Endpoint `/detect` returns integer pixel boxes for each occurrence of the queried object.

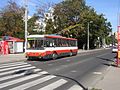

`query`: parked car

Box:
[112,46,118,53]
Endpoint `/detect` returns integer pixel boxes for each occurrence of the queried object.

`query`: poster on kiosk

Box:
[0,41,9,55]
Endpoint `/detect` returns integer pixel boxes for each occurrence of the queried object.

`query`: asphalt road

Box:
[0,49,116,90]
[27,49,115,89]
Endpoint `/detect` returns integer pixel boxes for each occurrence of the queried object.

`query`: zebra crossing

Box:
[0,61,83,90]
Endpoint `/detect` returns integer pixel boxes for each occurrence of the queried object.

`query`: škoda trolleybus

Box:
[25,35,78,60]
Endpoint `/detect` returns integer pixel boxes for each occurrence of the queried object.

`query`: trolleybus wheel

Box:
[52,53,57,60]
[69,52,73,56]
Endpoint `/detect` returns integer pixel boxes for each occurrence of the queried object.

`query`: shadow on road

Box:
[97,57,114,62]
[96,56,119,67]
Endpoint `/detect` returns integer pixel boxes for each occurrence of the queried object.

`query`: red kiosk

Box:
[2,36,24,54]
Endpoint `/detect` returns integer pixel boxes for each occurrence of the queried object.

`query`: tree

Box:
[45,19,55,34]
[27,14,41,35]
[53,0,85,34]
[0,0,41,39]
[0,1,24,39]
[53,0,112,49]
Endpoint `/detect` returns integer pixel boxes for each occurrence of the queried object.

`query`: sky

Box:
[86,0,120,33]
[0,0,119,32]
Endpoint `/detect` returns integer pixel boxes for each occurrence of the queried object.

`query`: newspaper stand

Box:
[3,36,24,54]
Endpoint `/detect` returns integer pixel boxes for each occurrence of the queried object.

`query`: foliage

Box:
[0,0,113,49]
[27,14,40,35]
[52,0,112,49]
[0,1,25,39]
[45,19,55,34]
[0,1,40,39]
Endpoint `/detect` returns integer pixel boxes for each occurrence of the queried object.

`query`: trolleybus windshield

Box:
[27,38,44,50]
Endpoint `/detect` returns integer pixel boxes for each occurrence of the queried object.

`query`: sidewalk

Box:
[0,53,26,63]
[94,65,120,90]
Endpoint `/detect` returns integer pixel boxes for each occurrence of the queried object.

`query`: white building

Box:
[34,7,54,32]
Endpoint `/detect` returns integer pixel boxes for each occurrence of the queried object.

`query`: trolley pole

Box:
[25,0,28,52]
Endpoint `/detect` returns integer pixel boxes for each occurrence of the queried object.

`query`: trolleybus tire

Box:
[52,53,58,60]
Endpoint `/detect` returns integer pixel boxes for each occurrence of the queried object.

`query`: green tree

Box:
[27,14,41,35]
[0,1,24,39]
[52,0,112,49]
[0,1,41,39]
[45,19,55,34]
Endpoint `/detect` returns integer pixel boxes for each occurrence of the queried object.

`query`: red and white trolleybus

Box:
[25,34,78,60]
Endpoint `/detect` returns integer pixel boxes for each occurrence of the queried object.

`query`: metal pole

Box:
[87,22,89,50]
[25,0,28,52]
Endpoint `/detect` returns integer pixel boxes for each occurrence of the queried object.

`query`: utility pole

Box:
[25,0,28,52]
[87,22,90,50]
[87,21,93,50]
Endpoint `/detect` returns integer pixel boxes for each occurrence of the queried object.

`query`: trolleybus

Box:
[25,35,78,60]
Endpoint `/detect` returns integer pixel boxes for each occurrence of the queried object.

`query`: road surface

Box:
[0,49,115,90]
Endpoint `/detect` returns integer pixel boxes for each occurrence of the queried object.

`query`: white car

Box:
[112,46,118,53]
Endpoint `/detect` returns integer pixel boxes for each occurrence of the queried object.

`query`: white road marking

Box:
[40,71,49,74]
[38,79,67,90]
[0,62,26,67]
[0,64,31,72]
[93,72,102,75]
[0,66,36,76]
[0,63,28,69]
[10,75,56,90]
[0,71,48,89]
[68,85,83,90]
[71,70,77,73]
[0,69,41,81]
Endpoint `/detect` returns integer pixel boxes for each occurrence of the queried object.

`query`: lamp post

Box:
[25,0,28,52]
[87,21,93,50]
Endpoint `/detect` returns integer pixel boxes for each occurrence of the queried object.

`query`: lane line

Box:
[0,66,36,76]
[0,64,31,72]
[38,79,67,90]
[93,72,102,75]
[0,71,48,89]
[10,75,56,90]
[0,69,41,81]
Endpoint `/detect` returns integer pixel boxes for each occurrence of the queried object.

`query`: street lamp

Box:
[25,0,28,52]
[87,21,93,50]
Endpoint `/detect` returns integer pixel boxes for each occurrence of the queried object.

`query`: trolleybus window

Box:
[44,38,54,47]
[27,38,44,50]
